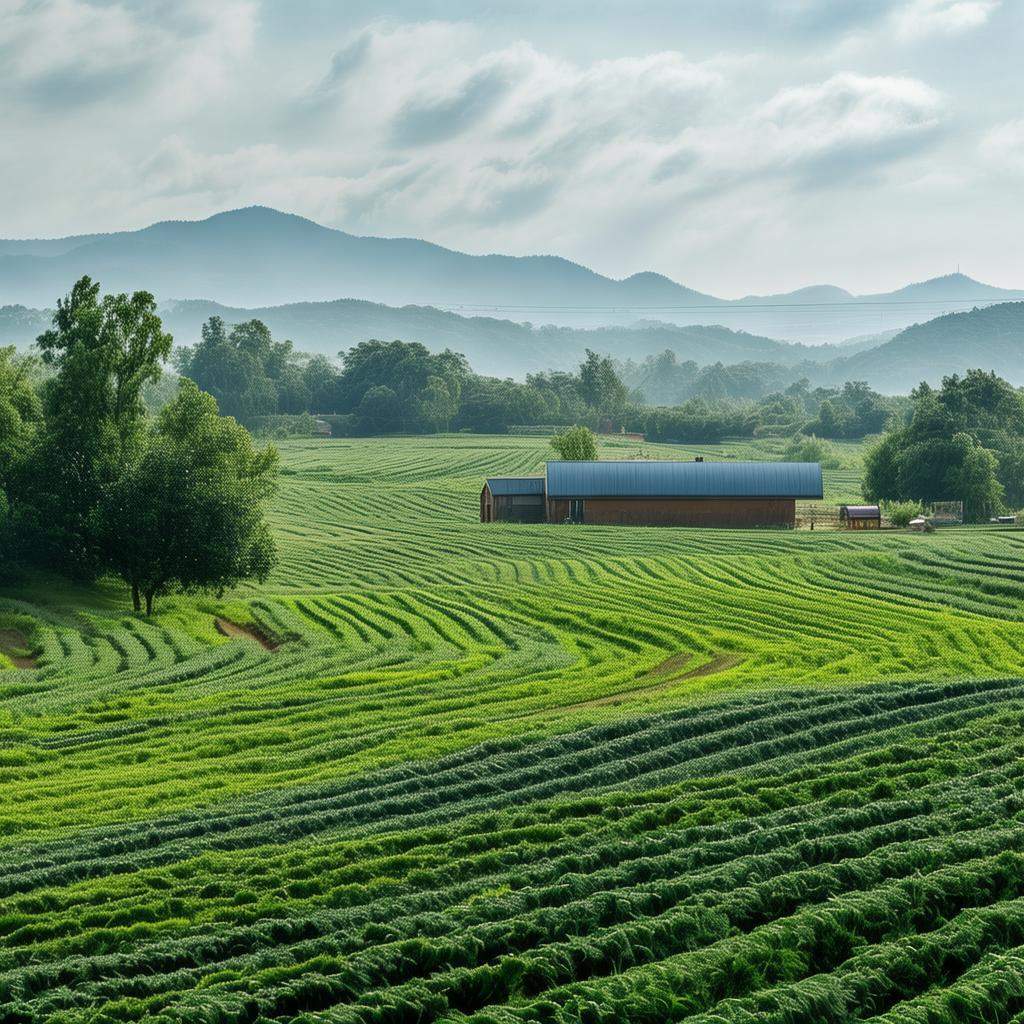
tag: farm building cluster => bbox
[481,460,824,528]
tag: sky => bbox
[1,0,1022,297]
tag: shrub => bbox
[886,500,924,528]
[550,426,597,461]
[784,435,840,469]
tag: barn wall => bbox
[547,497,796,527]
[492,494,546,523]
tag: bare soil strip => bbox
[0,628,38,669]
[558,652,746,712]
[215,618,279,651]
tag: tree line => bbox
[0,278,278,613]
[174,315,903,443]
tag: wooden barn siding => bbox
[547,497,796,527]
[482,487,546,523]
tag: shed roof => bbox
[545,460,823,499]
[485,476,546,496]
[841,504,881,519]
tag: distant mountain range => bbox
[0,297,840,378]
[2,206,1021,343]
[821,302,1024,394]
[3,293,1022,394]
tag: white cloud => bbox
[980,119,1024,173]
[0,0,257,111]
[891,0,1000,38]
[0,7,1014,293]
[754,73,942,168]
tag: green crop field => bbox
[4,433,1024,1022]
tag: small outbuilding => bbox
[839,504,881,530]
[480,477,546,523]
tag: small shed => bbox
[481,477,546,523]
[839,504,881,530]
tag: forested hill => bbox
[825,301,1024,393]
[2,207,1022,341]
[157,299,847,377]
[6,297,1024,390]
[1,297,846,379]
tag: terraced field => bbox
[3,433,1024,1022]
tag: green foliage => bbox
[864,370,1020,521]
[578,348,629,411]
[175,316,281,421]
[783,433,840,468]
[0,346,43,568]
[619,357,900,439]
[885,499,923,527]
[101,380,278,613]
[5,434,1024,1020]
[550,425,597,461]
[24,276,172,577]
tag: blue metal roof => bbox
[545,460,823,499]
[485,476,546,496]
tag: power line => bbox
[444,297,1012,313]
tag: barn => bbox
[480,477,546,523]
[481,460,823,527]
[545,460,822,527]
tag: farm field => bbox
[4,433,1024,1022]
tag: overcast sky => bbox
[2,0,1022,296]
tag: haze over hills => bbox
[0,297,837,379]
[2,206,1021,344]
[822,302,1024,394]
[4,294,1022,393]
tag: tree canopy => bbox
[102,380,278,614]
[550,425,598,461]
[4,277,279,613]
[26,277,172,577]
[863,370,1024,520]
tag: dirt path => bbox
[0,628,38,669]
[557,652,746,712]
[215,618,279,651]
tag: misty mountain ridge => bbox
[2,206,1021,343]
[4,292,1023,396]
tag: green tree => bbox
[419,374,460,432]
[578,349,628,411]
[337,340,468,433]
[26,277,172,577]
[550,425,597,461]
[863,370,1018,521]
[177,317,277,422]
[101,380,278,614]
[946,432,1002,521]
[783,434,840,469]
[302,355,341,412]
[0,347,43,570]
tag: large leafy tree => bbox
[578,349,628,412]
[863,369,1021,521]
[336,340,468,433]
[0,347,43,569]
[101,380,278,614]
[26,277,172,577]
[176,317,279,421]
